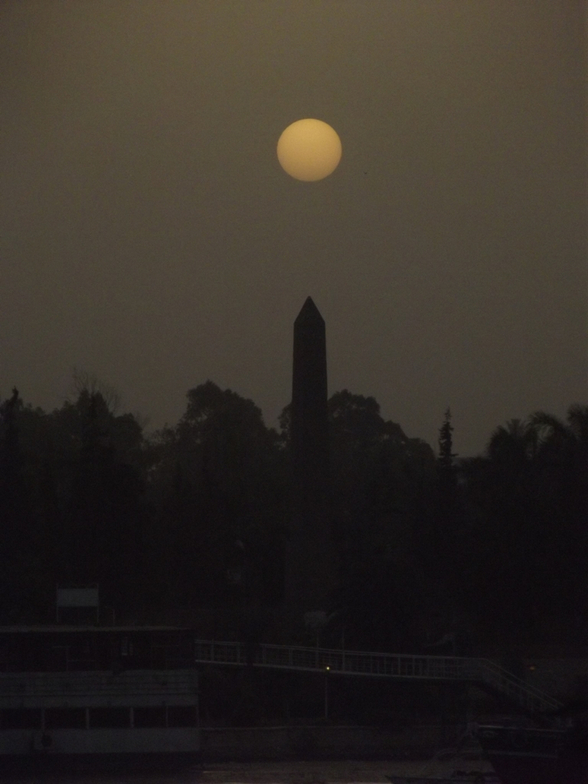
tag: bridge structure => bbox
[194,640,561,714]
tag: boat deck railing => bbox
[0,669,199,708]
[193,640,561,713]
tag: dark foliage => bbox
[0,379,586,654]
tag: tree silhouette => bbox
[150,381,287,613]
[62,391,148,611]
[327,390,437,650]
[437,408,456,471]
[0,389,50,621]
[1,375,584,654]
[458,405,588,649]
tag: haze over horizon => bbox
[1,1,586,456]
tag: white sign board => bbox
[56,588,99,608]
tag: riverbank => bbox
[198,758,498,783]
[200,725,476,762]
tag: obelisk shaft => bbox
[286,297,332,618]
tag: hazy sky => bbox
[1,1,586,455]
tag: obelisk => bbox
[286,297,332,620]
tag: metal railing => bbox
[474,658,561,712]
[0,669,198,698]
[193,640,561,713]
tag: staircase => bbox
[193,640,561,713]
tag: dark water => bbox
[2,758,499,784]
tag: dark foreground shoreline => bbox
[0,725,483,776]
[199,724,462,762]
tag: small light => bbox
[325,666,330,671]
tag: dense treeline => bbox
[0,380,586,654]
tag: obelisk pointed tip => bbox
[295,296,324,325]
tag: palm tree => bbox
[528,404,588,518]
[486,417,539,465]
[529,404,588,460]
[525,405,588,644]
[456,406,587,648]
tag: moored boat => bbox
[0,625,201,773]
[476,720,588,784]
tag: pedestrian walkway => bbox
[193,640,561,713]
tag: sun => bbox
[277,119,342,182]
